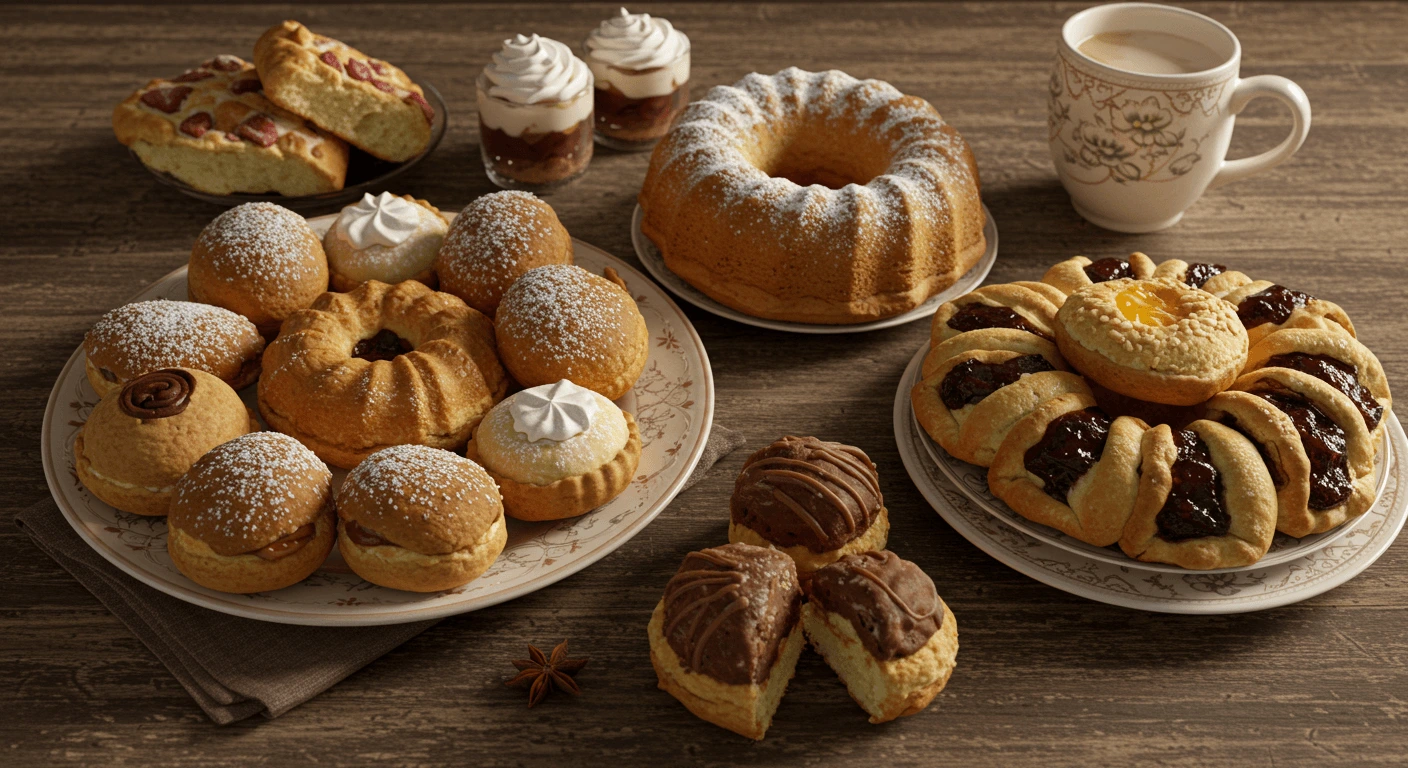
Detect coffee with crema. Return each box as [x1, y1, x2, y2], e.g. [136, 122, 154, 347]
[1077, 30, 1223, 75]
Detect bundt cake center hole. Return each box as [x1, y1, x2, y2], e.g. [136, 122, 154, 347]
[758, 136, 889, 190]
[353, 328, 414, 362]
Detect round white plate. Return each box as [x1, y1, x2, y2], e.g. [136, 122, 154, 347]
[630, 203, 997, 334]
[894, 344, 1408, 613]
[42, 215, 714, 626]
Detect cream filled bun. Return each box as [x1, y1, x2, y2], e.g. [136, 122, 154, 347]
[167, 432, 335, 593]
[75, 368, 257, 516]
[336, 444, 507, 592]
[466, 379, 641, 521]
[324, 192, 449, 292]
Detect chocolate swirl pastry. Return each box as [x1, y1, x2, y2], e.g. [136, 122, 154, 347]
[731, 436, 883, 553]
[1083, 257, 1133, 283]
[946, 303, 1051, 340]
[1237, 284, 1312, 329]
[119, 369, 196, 419]
[1155, 430, 1230, 541]
[807, 551, 941, 661]
[1183, 262, 1226, 289]
[660, 543, 801, 685]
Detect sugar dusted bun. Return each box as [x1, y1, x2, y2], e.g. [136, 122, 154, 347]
[188, 202, 329, 337]
[75, 369, 255, 516]
[434, 191, 574, 317]
[728, 436, 888, 575]
[336, 445, 507, 592]
[167, 432, 335, 593]
[495, 264, 648, 400]
[83, 300, 264, 398]
[802, 551, 958, 724]
[324, 193, 448, 292]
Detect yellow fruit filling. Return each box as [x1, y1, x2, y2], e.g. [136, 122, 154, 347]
[1116, 283, 1182, 326]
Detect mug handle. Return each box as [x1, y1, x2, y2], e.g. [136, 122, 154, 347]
[1209, 75, 1312, 188]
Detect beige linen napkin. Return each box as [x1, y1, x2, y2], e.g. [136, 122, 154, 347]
[15, 425, 745, 725]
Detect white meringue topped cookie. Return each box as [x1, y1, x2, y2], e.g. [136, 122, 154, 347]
[585, 8, 690, 99]
[473, 379, 629, 486]
[477, 34, 594, 137]
[511, 379, 601, 442]
[323, 192, 448, 292]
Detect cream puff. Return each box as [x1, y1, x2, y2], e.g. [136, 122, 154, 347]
[167, 431, 335, 593]
[802, 551, 958, 724]
[494, 264, 647, 400]
[188, 202, 329, 337]
[466, 379, 640, 521]
[434, 191, 573, 317]
[728, 436, 888, 575]
[75, 368, 256, 516]
[336, 444, 507, 592]
[323, 192, 448, 291]
[648, 543, 804, 740]
[84, 300, 264, 398]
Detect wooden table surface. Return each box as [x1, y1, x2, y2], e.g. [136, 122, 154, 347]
[5, 2, 1407, 765]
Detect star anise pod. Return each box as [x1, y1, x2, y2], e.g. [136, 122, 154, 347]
[506, 640, 589, 707]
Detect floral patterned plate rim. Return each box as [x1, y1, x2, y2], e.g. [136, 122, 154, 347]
[42, 218, 714, 626]
[631, 203, 998, 335]
[895, 343, 1408, 614]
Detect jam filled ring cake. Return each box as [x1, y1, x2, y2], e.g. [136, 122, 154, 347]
[83, 299, 264, 397]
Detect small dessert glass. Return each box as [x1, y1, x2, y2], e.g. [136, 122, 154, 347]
[476, 74, 594, 191]
[583, 40, 690, 151]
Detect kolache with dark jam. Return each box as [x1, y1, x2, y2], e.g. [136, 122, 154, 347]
[353, 329, 413, 362]
[1083, 258, 1133, 283]
[940, 354, 1054, 411]
[1254, 391, 1353, 511]
[1182, 262, 1226, 289]
[1237, 284, 1312, 328]
[946, 303, 1051, 339]
[1266, 352, 1383, 432]
[1155, 430, 1231, 542]
[1023, 408, 1112, 504]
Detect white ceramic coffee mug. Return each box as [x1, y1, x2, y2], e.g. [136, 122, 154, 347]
[1048, 3, 1311, 232]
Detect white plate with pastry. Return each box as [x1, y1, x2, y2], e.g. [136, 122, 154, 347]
[42, 215, 714, 626]
[894, 344, 1408, 614]
[631, 203, 997, 334]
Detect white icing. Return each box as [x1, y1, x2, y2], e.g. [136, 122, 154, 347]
[585, 8, 690, 99]
[335, 192, 421, 250]
[478, 34, 594, 137]
[510, 380, 600, 442]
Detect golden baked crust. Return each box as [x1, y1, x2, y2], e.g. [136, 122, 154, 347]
[1244, 327, 1391, 440]
[325, 195, 446, 292]
[434, 192, 574, 318]
[83, 300, 264, 398]
[254, 21, 432, 162]
[930, 282, 1062, 343]
[168, 506, 335, 594]
[1054, 277, 1248, 406]
[112, 54, 349, 196]
[988, 392, 1147, 547]
[1041, 253, 1155, 295]
[258, 280, 507, 469]
[466, 412, 642, 521]
[338, 514, 506, 593]
[1221, 280, 1355, 347]
[639, 68, 985, 325]
[729, 507, 891, 575]
[1119, 421, 1277, 569]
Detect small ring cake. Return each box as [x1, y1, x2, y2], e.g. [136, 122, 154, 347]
[188, 202, 329, 337]
[1054, 277, 1248, 406]
[728, 436, 888, 575]
[434, 191, 574, 317]
[1041, 253, 1156, 296]
[1222, 280, 1356, 347]
[494, 264, 648, 400]
[801, 551, 958, 724]
[648, 543, 804, 741]
[167, 432, 335, 593]
[75, 369, 256, 516]
[467, 379, 641, 521]
[83, 299, 265, 398]
[323, 192, 448, 292]
[336, 444, 507, 593]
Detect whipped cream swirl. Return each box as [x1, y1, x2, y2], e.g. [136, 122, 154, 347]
[484, 34, 592, 105]
[336, 192, 421, 250]
[510, 380, 601, 442]
[586, 8, 690, 70]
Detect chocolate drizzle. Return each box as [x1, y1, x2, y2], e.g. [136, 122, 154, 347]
[1254, 391, 1353, 511]
[1183, 262, 1226, 289]
[1083, 258, 1132, 283]
[1237, 285, 1312, 328]
[1155, 430, 1231, 542]
[939, 354, 1054, 411]
[809, 551, 942, 661]
[660, 543, 800, 685]
[352, 329, 413, 362]
[118, 369, 195, 420]
[730, 437, 883, 553]
[1266, 353, 1383, 432]
[945, 303, 1050, 339]
[1023, 408, 1112, 504]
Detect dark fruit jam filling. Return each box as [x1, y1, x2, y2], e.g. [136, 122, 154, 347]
[939, 354, 1054, 411]
[1155, 430, 1231, 542]
[1023, 407, 1112, 504]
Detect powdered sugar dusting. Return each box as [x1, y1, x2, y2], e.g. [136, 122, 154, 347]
[339, 444, 501, 521]
[85, 299, 260, 374]
[195, 202, 320, 289]
[439, 191, 562, 281]
[496, 264, 635, 366]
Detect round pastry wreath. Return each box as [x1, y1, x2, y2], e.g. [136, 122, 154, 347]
[911, 253, 1392, 570]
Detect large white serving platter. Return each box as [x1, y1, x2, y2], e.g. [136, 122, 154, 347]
[42, 215, 714, 626]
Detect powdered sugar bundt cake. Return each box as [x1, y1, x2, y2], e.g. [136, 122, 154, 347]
[913, 253, 1392, 569]
[638, 68, 986, 324]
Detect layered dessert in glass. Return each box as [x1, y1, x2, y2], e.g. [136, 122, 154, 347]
[477, 34, 594, 190]
[583, 8, 690, 151]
